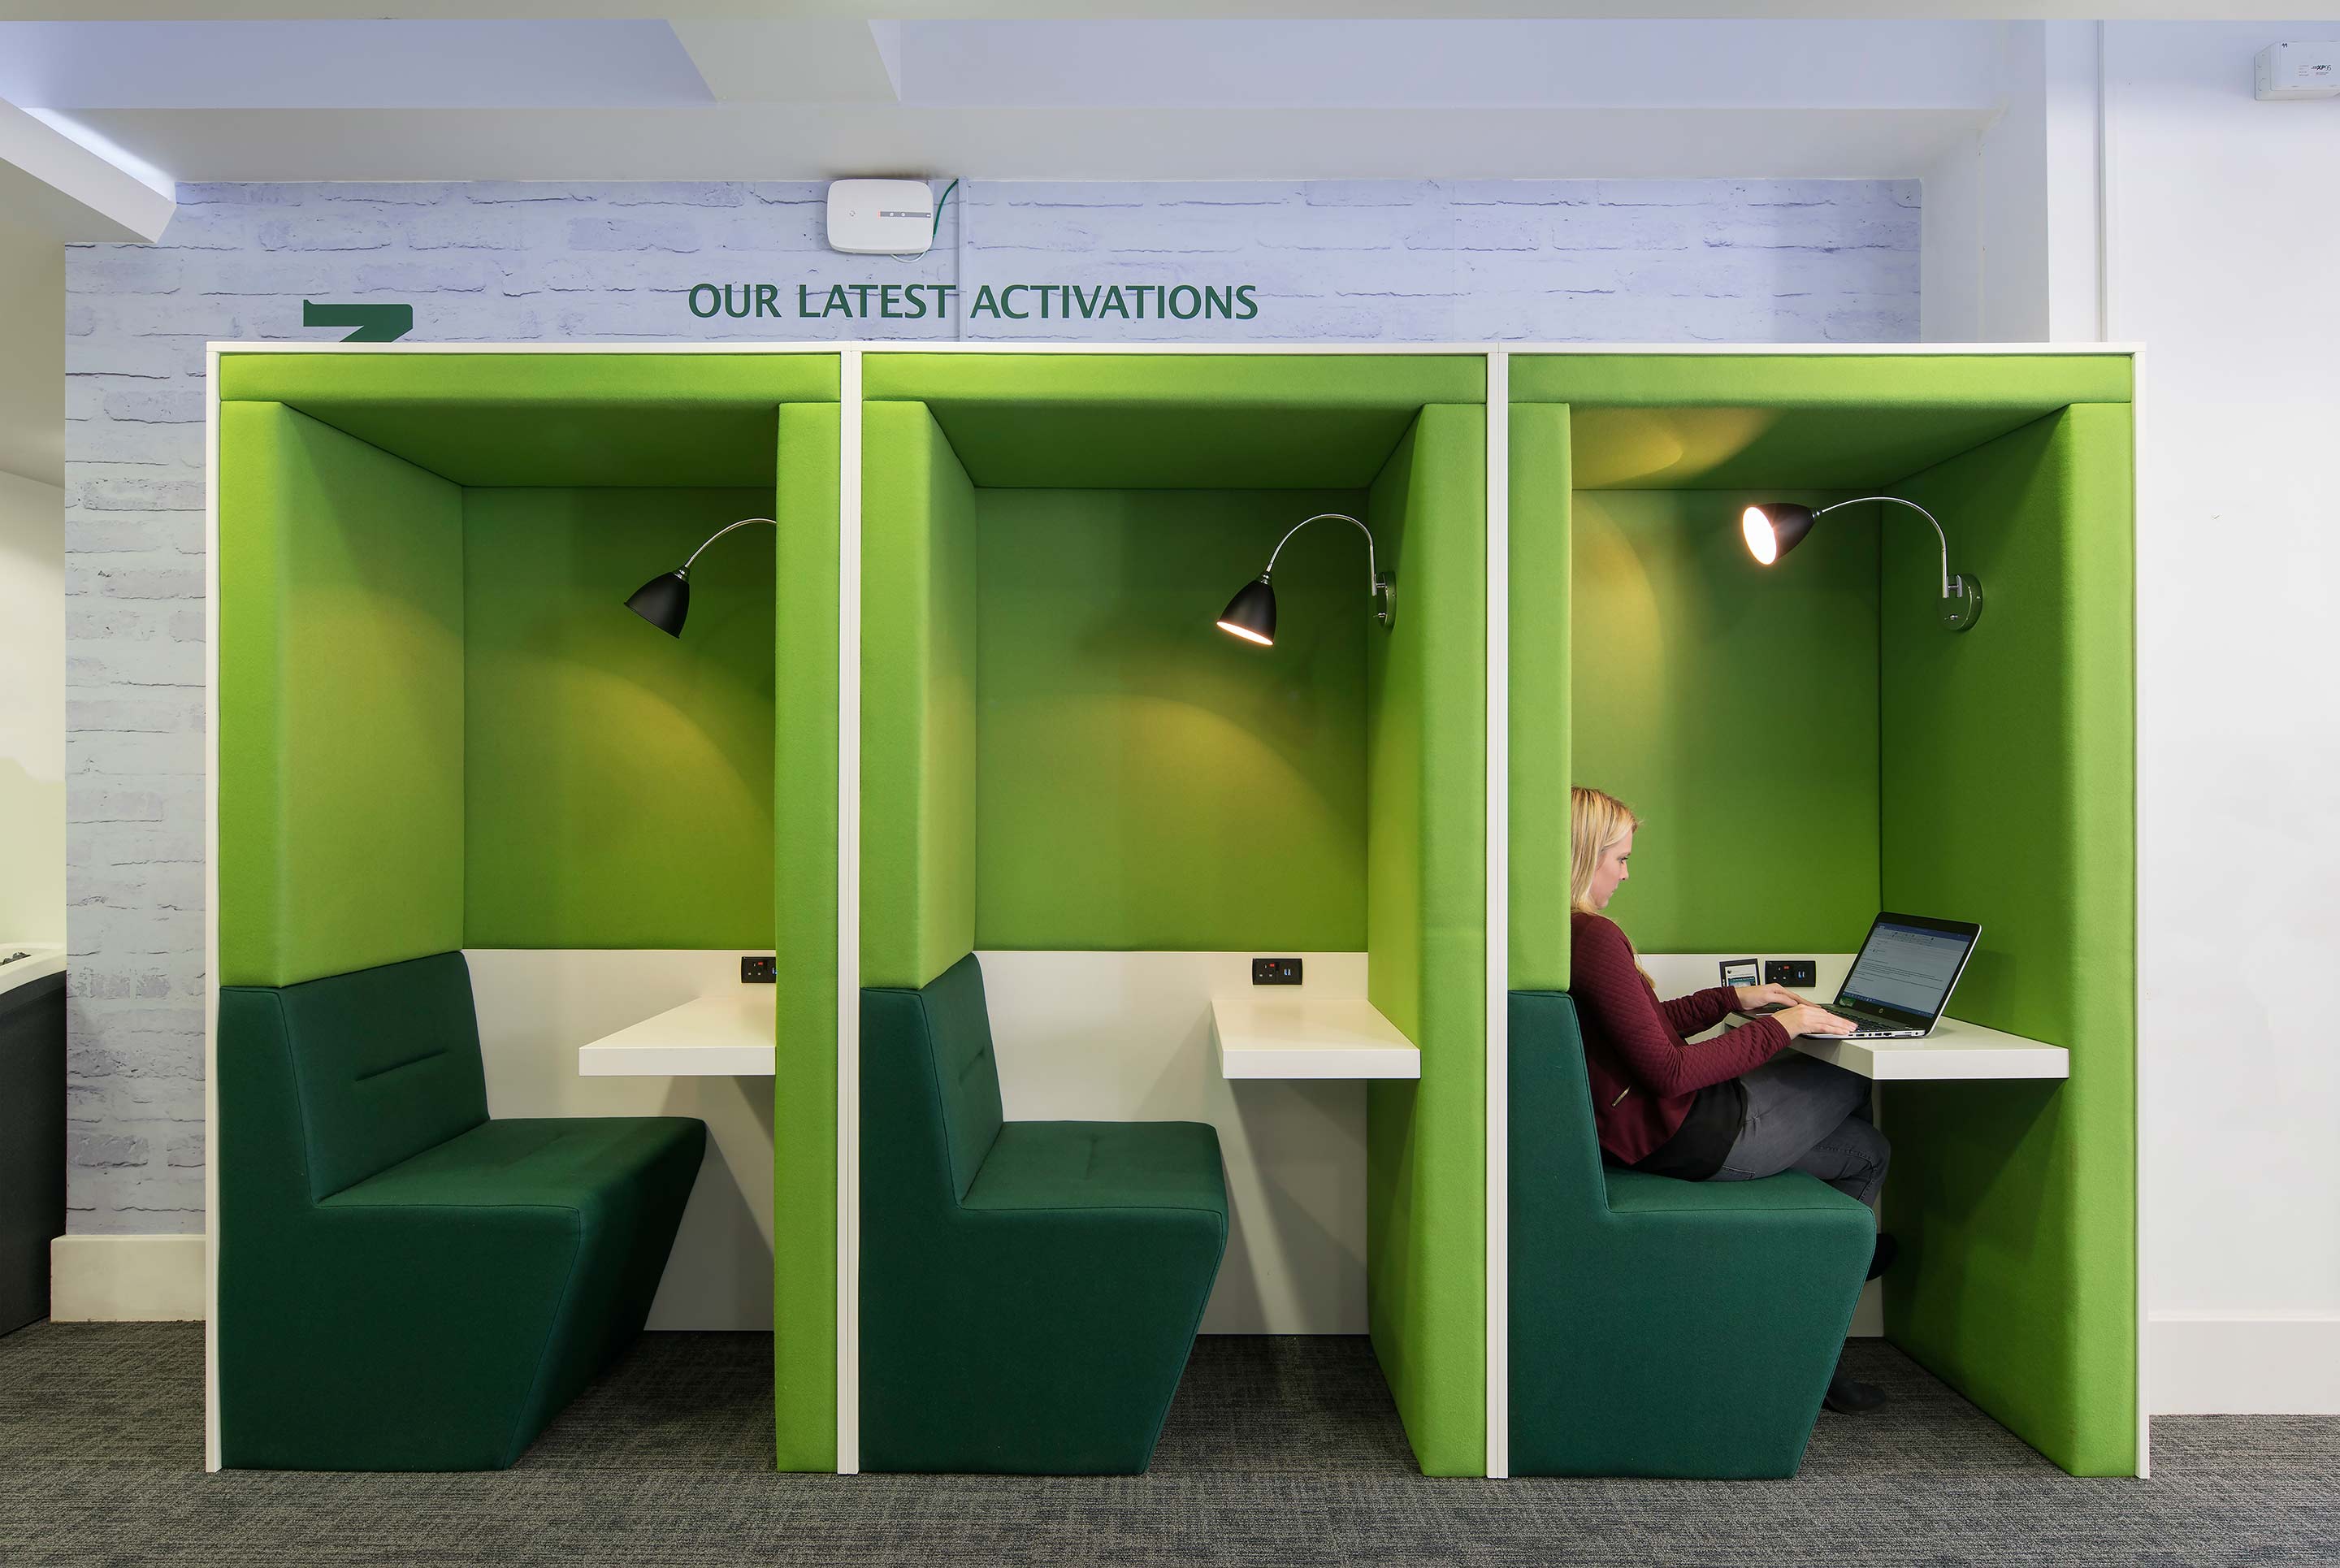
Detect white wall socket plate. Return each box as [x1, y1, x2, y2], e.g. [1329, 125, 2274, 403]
[2256, 42, 2340, 101]
[826, 179, 936, 255]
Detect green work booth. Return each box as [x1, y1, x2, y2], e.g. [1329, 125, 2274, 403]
[210, 349, 843, 1470]
[830, 352, 1490, 1475]
[1506, 350, 2137, 1478]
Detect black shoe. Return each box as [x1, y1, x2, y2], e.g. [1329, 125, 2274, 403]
[1823, 1370, 1888, 1415]
[1869, 1232, 1899, 1281]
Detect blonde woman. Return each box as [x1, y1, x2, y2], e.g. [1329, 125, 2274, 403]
[1567, 786, 1893, 1414]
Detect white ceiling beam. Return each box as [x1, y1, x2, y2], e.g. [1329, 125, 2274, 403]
[669, 19, 904, 104]
[5, 2, 2339, 21]
[40, 103, 1985, 183]
[0, 98, 172, 241]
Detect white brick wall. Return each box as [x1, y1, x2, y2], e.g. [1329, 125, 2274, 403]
[62, 175, 1917, 1233]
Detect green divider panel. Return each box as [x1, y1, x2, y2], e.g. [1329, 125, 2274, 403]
[1509, 404, 1573, 991]
[1569, 488, 1881, 954]
[860, 403, 979, 989]
[218, 401, 465, 987]
[1878, 404, 2137, 1476]
[463, 487, 776, 949]
[863, 353, 1486, 489]
[772, 404, 841, 1472]
[973, 487, 1370, 951]
[219, 353, 841, 487]
[1363, 405, 1486, 1476]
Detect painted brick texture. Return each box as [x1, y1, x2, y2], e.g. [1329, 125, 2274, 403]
[62, 176, 1917, 1233]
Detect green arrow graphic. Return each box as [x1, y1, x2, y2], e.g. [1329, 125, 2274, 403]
[302, 301, 414, 343]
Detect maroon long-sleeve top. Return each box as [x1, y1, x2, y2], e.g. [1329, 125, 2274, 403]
[1570, 911, 1792, 1164]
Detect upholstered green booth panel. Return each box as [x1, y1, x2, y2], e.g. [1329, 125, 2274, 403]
[1878, 405, 2137, 1476]
[1509, 404, 1573, 993]
[1509, 990, 1871, 1477]
[218, 401, 465, 989]
[772, 404, 842, 1473]
[462, 487, 777, 948]
[860, 955, 1228, 1474]
[974, 487, 1371, 951]
[863, 353, 1485, 488]
[217, 352, 839, 487]
[1363, 405, 1487, 1477]
[860, 402, 980, 990]
[1570, 488, 1882, 954]
[218, 952, 704, 1471]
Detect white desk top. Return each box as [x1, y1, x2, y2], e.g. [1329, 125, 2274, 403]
[1211, 994, 1421, 1081]
[0, 944, 65, 1000]
[1785, 1015, 2069, 1081]
[577, 990, 778, 1077]
[1644, 951, 2069, 1083]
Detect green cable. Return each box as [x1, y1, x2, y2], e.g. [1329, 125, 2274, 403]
[930, 178, 960, 243]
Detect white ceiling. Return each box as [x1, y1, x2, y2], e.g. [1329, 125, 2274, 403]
[0, 17, 2019, 184]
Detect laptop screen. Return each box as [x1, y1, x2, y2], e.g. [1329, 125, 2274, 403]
[1836, 914, 1981, 1026]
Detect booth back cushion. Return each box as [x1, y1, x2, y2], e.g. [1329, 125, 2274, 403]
[916, 953, 1006, 1202]
[264, 951, 490, 1200]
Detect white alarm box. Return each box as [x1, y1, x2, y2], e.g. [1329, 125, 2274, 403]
[826, 180, 936, 255]
[2256, 42, 2340, 101]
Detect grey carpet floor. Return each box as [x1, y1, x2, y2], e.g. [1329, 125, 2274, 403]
[2, 1324, 2335, 1567]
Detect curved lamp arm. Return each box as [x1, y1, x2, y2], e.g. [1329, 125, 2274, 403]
[680, 517, 778, 574]
[1260, 512, 1395, 630]
[1815, 496, 1950, 597]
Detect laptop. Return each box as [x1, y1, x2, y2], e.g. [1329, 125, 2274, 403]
[1814, 912, 1982, 1039]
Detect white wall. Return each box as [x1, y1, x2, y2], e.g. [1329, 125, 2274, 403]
[0, 464, 65, 942]
[2102, 22, 2340, 1414]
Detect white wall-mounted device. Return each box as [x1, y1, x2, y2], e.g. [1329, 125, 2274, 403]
[2256, 42, 2340, 101]
[825, 180, 937, 255]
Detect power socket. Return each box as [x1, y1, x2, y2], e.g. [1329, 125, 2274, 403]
[740, 955, 777, 984]
[1251, 957, 1302, 985]
[1764, 959, 1816, 988]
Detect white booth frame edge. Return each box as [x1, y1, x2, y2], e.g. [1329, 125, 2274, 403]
[197, 337, 2147, 1481]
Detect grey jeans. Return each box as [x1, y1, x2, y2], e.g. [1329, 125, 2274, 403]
[1711, 1053, 1891, 1211]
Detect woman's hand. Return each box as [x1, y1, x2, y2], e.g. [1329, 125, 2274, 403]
[1733, 983, 1804, 1014]
[1772, 1003, 1858, 1038]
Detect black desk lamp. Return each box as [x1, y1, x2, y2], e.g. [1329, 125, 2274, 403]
[1740, 497, 1983, 631]
[1216, 512, 1394, 648]
[626, 518, 776, 637]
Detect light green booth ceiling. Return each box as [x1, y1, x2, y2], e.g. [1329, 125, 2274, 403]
[865, 353, 1486, 487]
[219, 353, 841, 487]
[1516, 353, 2134, 491]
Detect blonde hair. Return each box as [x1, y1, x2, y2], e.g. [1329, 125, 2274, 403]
[1571, 786, 1652, 984]
[1570, 786, 1640, 917]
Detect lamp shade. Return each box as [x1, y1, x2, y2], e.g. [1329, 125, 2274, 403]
[1741, 503, 1818, 565]
[626, 570, 691, 637]
[1216, 575, 1277, 646]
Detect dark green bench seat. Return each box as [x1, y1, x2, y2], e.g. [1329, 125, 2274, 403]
[219, 951, 704, 1471]
[1509, 990, 1873, 1478]
[861, 953, 1229, 1475]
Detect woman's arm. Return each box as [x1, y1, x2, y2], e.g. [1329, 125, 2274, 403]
[1575, 921, 1789, 1097]
[1659, 987, 1740, 1038]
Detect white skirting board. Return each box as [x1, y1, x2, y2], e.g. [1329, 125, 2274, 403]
[978, 950, 1372, 1336]
[465, 949, 778, 1332]
[51, 1233, 206, 1321]
[2150, 1314, 2340, 1414]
